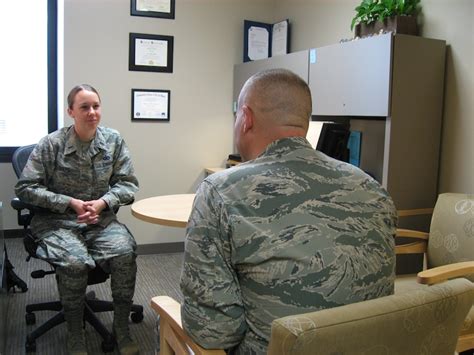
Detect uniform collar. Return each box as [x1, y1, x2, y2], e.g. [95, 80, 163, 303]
[64, 126, 107, 156]
[259, 136, 312, 159]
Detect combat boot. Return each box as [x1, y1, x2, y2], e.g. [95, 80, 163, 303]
[56, 265, 89, 355]
[64, 306, 87, 355]
[66, 329, 87, 355]
[113, 302, 139, 355]
[110, 253, 138, 354]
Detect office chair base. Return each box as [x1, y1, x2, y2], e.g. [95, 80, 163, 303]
[26, 311, 65, 352]
[24, 299, 144, 353]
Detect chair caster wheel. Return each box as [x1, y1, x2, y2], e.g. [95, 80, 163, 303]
[25, 313, 36, 325]
[101, 337, 115, 353]
[26, 339, 36, 352]
[131, 311, 144, 323]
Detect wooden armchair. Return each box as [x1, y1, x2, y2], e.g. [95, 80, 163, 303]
[395, 193, 474, 352]
[151, 296, 225, 355]
[152, 278, 473, 355]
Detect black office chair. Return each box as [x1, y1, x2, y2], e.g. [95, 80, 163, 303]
[11, 144, 144, 353]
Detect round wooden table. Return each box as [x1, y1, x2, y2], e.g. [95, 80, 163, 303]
[131, 194, 195, 228]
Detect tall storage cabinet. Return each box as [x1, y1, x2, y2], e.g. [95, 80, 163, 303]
[309, 33, 446, 210]
[233, 33, 446, 211]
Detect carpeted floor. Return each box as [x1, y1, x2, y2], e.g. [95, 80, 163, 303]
[4, 238, 183, 355]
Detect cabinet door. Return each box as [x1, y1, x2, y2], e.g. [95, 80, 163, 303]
[309, 33, 392, 116]
[233, 50, 309, 111]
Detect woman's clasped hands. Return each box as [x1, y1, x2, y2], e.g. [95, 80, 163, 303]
[69, 198, 107, 224]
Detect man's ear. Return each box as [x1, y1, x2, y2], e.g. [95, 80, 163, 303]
[67, 107, 73, 118]
[242, 105, 254, 133]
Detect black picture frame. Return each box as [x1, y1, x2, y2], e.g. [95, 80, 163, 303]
[131, 89, 171, 122]
[131, 0, 175, 19]
[129, 33, 174, 73]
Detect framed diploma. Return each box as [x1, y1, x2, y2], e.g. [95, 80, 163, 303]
[243, 19, 290, 62]
[131, 0, 175, 19]
[271, 19, 290, 57]
[243, 20, 271, 62]
[131, 89, 171, 122]
[129, 33, 174, 73]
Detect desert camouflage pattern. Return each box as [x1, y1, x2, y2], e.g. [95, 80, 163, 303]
[181, 137, 397, 354]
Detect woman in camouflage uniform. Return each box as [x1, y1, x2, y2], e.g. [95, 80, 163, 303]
[15, 84, 139, 355]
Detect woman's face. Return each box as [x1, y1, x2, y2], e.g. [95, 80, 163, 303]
[67, 89, 101, 137]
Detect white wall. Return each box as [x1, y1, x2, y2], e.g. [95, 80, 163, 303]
[420, 0, 474, 193]
[274, 0, 360, 49]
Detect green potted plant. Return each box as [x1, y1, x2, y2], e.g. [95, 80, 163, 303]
[351, 0, 421, 37]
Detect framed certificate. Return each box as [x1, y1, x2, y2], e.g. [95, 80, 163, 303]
[243, 19, 290, 62]
[131, 89, 171, 122]
[244, 20, 271, 62]
[131, 0, 175, 19]
[129, 33, 174, 73]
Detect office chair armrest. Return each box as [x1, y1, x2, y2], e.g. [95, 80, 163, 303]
[11, 197, 38, 212]
[417, 261, 474, 285]
[11, 197, 40, 228]
[150, 296, 225, 355]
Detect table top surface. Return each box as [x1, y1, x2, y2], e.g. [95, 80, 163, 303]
[131, 194, 195, 228]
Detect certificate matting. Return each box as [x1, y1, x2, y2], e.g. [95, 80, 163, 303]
[131, 0, 175, 19]
[129, 33, 174, 73]
[131, 89, 171, 121]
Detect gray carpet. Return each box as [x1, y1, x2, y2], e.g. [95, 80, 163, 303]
[4, 238, 183, 355]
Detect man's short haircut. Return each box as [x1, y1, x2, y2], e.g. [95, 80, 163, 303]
[238, 69, 312, 127]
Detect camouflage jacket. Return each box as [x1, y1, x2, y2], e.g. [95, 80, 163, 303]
[180, 137, 397, 354]
[15, 125, 138, 233]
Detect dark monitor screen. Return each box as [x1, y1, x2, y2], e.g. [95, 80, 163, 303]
[316, 122, 350, 162]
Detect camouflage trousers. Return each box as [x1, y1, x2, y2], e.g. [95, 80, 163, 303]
[34, 220, 137, 318]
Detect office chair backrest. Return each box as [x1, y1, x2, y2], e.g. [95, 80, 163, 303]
[12, 144, 36, 178]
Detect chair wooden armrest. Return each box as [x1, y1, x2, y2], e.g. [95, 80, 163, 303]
[397, 208, 434, 217]
[150, 296, 226, 355]
[417, 261, 474, 285]
[395, 228, 429, 255]
[396, 228, 429, 239]
[395, 209, 432, 256]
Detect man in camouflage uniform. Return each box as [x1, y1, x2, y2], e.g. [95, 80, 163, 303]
[15, 84, 139, 355]
[180, 69, 398, 354]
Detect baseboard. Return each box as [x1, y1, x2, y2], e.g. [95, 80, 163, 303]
[4, 229, 23, 239]
[136, 242, 184, 255]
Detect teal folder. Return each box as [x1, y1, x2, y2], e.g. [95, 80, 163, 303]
[347, 131, 362, 167]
